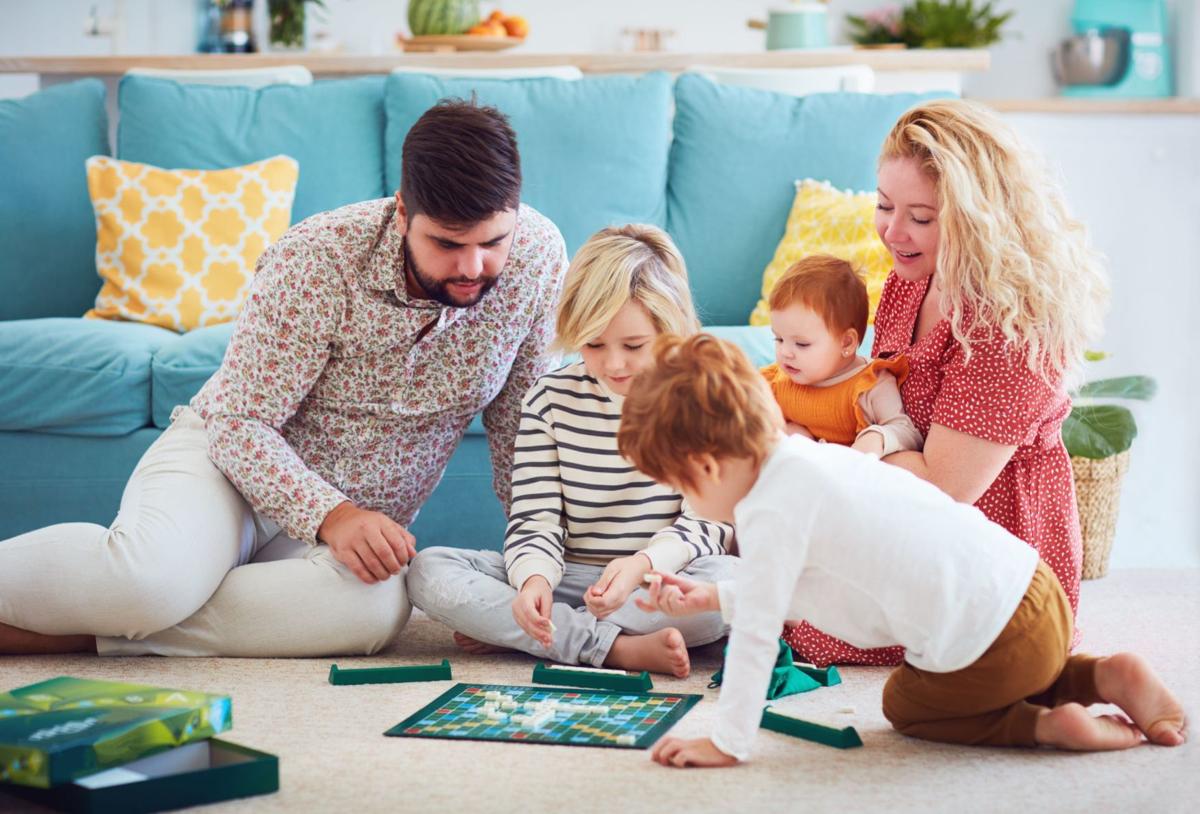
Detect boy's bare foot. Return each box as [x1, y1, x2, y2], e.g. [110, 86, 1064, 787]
[0, 622, 95, 655]
[605, 628, 690, 678]
[1094, 652, 1188, 746]
[1034, 703, 1143, 750]
[451, 632, 515, 655]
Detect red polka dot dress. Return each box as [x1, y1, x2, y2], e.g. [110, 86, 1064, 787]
[783, 272, 1082, 667]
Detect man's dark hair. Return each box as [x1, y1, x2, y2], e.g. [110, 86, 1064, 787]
[400, 98, 521, 226]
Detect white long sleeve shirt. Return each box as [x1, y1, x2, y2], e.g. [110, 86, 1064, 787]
[711, 436, 1038, 761]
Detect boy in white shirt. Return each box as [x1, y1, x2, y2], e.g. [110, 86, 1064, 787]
[617, 333, 1186, 767]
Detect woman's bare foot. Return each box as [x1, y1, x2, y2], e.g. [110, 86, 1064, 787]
[452, 631, 515, 656]
[1094, 652, 1187, 746]
[0, 622, 95, 655]
[605, 628, 690, 678]
[1034, 703, 1144, 750]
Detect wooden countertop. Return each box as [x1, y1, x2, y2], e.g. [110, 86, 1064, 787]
[986, 98, 1200, 114]
[0, 49, 991, 75]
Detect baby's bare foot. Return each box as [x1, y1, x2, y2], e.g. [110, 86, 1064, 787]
[1095, 653, 1187, 746]
[1034, 703, 1143, 750]
[605, 628, 690, 678]
[452, 631, 515, 656]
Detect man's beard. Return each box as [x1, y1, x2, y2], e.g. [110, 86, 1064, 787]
[404, 240, 498, 308]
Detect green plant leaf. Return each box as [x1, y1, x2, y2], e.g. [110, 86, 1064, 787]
[1076, 375, 1157, 401]
[1062, 404, 1138, 458]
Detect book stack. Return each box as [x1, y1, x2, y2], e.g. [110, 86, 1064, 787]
[0, 676, 277, 813]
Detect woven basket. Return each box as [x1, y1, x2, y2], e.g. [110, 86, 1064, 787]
[1070, 450, 1131, 579]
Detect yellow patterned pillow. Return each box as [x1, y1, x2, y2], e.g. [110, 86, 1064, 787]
[84, 155, 299, 332]
[749, 178, 892, 327]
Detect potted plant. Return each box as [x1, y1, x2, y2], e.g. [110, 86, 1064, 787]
[1062, 359, 1157, 579]
[847, 0, 1014, 49]
[268, 0, 326, 50]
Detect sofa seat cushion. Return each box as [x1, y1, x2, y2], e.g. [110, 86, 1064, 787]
[151, 322, 234, 428]
[667, 74, 950, 326]
[385, 72, 674, 256]
[0, 79, 110, 320]
[0, 318, 172, 435]
[117, 75, 386, 224]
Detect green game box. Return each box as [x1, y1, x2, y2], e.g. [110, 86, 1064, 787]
[0, 677, 232, 789]
[0, 738, 278, 814]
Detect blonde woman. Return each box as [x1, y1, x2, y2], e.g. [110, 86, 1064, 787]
[408, 225, 738, 677]
[786, 98, 1109, 667]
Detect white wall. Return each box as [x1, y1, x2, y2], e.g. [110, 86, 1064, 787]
[1, 1, 1197, 568]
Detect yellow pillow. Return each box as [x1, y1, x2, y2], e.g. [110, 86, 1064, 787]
[749, 178, 892, 327]
[84, 155, 299, 332]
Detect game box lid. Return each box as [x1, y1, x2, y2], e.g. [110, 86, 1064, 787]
[0, 738, 278, 814]
[0, 677, 232, 789]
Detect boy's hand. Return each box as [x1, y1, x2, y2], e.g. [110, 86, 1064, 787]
[512, 575, 554, 647]
[784, 422, 815, 439]
[651, 737, 738, 768]
[585, 553, 652, 620]
[635, 570, 720, 617]
[318, 501, 417, 585]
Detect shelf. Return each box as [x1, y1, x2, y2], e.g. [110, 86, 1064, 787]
[0, 49, 990, 76]
[985, 98, 1200, 114]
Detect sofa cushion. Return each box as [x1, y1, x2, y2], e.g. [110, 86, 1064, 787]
[151, 322, 234, 428]
[117, 75, 386, 223]
[0, 318, 171, 435]
[667, 74, 949, 326]
[84, 154, 299, 332]
[384, 72, 673, 255]
[0, 79, 109, 321]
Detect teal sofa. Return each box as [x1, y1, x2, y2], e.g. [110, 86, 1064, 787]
[0, 72, 935, 545]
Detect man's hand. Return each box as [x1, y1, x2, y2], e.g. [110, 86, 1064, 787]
[651, 737, 738, 769]
[634, 570, 720, 617]
[512, 575, 554, 647]
[317, 501, 417, 585]
[785, 421, 815, 439]
[584, 553, 653, 620]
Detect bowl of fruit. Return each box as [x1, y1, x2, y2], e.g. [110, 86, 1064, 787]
[400, 1, 529, 52]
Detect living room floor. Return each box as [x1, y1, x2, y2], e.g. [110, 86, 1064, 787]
[2, 569, 1196, 814]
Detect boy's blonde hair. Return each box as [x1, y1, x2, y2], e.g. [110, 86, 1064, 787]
[769, 254, 868, 344]
[880, 98, 1108, 384]
[554, 225, 700, 352]
[617, 334, 778, 491]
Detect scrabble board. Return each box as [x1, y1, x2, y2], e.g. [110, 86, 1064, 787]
[384, 683, 702, 749]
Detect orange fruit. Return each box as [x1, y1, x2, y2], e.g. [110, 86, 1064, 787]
[502, 15, 529, 38]
[488, 10, 505, 23]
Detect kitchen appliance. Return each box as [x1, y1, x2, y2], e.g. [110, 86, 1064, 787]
[748, 2, 830, 50]
[1054, 0, 1172, 98]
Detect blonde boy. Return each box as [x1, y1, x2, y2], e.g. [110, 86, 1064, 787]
[619, 334, 1185, 767]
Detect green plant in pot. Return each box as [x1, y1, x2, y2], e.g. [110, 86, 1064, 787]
[900, 0, 1014, 48]
[268, 0, 326, 50]
[1063, 357, 1157, 579]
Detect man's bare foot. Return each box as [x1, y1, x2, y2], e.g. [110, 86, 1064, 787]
[0, 622, 95, 655]
[452, 631, 515, 656]
[1034, 703, 1144, 750]
[605, 628, 690, 678]
[1094, 652, 1187, 746]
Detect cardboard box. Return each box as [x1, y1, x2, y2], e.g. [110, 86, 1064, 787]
[0, 677, 232, 788]
[0, 738, 278, 813]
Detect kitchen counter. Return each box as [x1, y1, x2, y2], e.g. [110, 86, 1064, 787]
[986, 98, 1200, 114]
[0, 49, 989, 76]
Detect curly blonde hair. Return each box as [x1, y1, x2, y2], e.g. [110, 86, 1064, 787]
[553, 224, 700, 352]
[880, 99, 1109, 384]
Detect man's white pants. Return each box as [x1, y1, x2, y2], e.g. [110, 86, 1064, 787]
[0, 408, 411, 656]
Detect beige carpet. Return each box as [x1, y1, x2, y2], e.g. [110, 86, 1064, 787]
[2, 569, 1197, 814]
